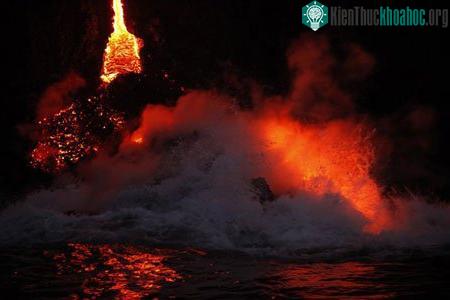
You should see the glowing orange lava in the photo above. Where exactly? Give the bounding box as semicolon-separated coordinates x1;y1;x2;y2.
124;96;391;233
256;111;390;233
30;98;125;173
132;136;144;144
101;0;143;85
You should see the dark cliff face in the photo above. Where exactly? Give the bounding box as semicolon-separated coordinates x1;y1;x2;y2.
3;0;450;201
9;1;108;88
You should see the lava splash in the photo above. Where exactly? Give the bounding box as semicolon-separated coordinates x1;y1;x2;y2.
101;0;143;85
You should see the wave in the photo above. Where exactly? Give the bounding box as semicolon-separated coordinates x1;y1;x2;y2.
1;131;449;258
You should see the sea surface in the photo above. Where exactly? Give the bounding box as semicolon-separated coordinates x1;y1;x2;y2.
1;243;449;299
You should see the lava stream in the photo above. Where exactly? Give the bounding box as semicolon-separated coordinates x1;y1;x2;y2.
101;0;143;85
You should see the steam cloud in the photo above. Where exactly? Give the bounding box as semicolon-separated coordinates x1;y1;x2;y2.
1;37;449;257
36;72;86;120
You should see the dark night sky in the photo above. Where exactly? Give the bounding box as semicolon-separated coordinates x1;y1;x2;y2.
2;0;450;201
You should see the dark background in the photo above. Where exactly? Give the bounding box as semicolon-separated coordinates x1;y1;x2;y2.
2;0;449;202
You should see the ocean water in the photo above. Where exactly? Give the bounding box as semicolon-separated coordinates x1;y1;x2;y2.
1;161;450;298
1;243;449;299
1;112;450;299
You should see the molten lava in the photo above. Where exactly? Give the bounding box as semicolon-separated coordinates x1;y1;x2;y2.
257;114;389;233
31;97;125;172
124;95;391;233
101;0;143;85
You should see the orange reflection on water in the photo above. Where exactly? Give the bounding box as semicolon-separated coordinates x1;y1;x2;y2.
275;262;393;299
52;243;181;299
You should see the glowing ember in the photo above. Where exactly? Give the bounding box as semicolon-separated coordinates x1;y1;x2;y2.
31;97;125;172
132;135;144;144
101;0;143;84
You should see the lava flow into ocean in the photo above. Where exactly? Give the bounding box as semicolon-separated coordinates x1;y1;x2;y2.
3;1;450;298
21;0;449;247
30;0;139;172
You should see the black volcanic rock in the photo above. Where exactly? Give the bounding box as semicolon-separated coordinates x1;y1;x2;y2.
251;177;275;204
